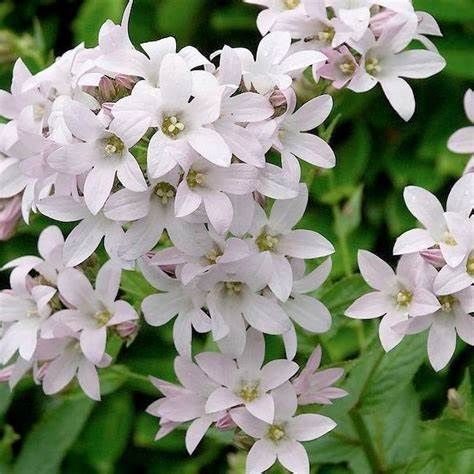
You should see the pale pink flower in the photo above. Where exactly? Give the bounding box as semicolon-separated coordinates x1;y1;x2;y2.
244;0;305;35
271;88;335;178
2;225;65;285
37;196;125;267
0;195;21;240
393;286;474;372
433;216;474;295
147;356;220;454
292;345;348;405
44;261;137;364
318;46;360;89
103;171;207;260
40;333;111;400
448;89;474;156
139;257;210;358
206;269;292;357
0;283;56;363
48;99;147;214
394;176;474;263
237;31;326;94
348;25;445;121
280;258;333;358
175;157;259;234
345;251;440;351
198;328;298;423
249;184;334;302
152;231;250;285
231;382;336;474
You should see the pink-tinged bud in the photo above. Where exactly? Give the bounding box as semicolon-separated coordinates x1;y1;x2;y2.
370;10;397;36
464;157;474;175
115;320;139;345
0;365;13;383
215;412;236;431
99;76;117;102
35;362;49;382
269;89;287;108
0;195;21;241
115;74;139;90
420;248;446;268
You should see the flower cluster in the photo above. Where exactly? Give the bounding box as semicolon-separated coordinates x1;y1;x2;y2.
0;226;138;399
346;91;474;371
0;0;450;471
245;0;446;120
147;330;345;473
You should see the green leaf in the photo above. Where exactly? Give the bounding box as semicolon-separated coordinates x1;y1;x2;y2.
319;274;369;317
78;392;134;473
121;270;156;305
360;334;427;413
413;0;474;22
73;0;126;47
422;419;474;454
14;398;94;474
156;0;205;45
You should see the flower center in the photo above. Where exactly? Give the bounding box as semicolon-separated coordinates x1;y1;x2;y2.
317;26;335;43
153;182;176;204
256;230;279;252
186;169;205;188
26;308;40;318
104;135;125;155
283;0;300;9
162;115;185;138
225;282;243;295
467;254;474;277
238;380;260;402
95;310;112;327
267;424;286;442
206;248;222;265
339;60;356;75
442;231;457;246
395;290;412;308
438;295;456;313
365;57;381;75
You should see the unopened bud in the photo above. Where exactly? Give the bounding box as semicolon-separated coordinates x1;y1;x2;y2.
269;89;288;118
447;388;464;410
0;196;21;241
420;248;446;268
99;76;117;102
0;365;13;383
233;429;255;451
114;320;139;346
216;412;236;431
115;74;139;90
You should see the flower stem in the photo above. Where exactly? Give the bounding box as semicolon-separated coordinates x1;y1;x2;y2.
349;410;385;473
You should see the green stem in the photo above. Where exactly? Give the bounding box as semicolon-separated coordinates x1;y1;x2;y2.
349;410;385;473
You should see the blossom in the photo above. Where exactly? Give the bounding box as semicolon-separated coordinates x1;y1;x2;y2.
43;261;138;364
175;156;259;234
269;88;335;179
39;333;112;401
47;98;147;214
292;345;348;405
0;195;21;240
147;356;220;454
37;196;125;267
237;31;326;94
348;25;446;121
394;176;474;263
2;225;65;285
345;250;440;351
0;280;56;363
393;286;474;371
448;89;474;156
231;382;336;474
140;257;210;358
249;184;334;301
197;328;298;423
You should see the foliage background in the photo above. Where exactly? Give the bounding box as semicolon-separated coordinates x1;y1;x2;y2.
0;0;473;472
